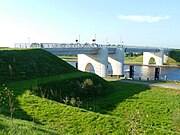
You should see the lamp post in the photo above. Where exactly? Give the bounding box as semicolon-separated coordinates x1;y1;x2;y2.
92;34;96;44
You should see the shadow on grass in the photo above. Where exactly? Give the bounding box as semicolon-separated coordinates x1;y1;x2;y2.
0;118;59;134
82;81;151;114
0;77;150;124
0;81;42;125
0;123;7;132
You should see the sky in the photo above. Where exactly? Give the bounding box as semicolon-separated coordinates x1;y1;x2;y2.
0;0;180;48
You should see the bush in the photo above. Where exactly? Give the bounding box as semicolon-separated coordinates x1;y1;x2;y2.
32;73;109;103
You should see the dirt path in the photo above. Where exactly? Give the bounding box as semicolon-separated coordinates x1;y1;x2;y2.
119;80;180;90
105;78;180;90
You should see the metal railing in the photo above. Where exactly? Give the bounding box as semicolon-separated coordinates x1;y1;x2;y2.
14;43;171;52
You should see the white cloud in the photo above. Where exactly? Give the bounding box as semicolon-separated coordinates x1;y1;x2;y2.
118;15;170;23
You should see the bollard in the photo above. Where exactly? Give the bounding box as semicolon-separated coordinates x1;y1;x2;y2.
75;62;78;69
154;67;160;80
124;75;127;79
129;66;134;79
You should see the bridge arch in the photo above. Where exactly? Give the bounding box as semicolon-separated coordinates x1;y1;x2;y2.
107;62;113;75
108;48;124;76
78;48;108;77
85;63;95;73
143;50;164;66
148;57;156;65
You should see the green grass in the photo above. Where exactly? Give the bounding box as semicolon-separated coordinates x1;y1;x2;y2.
0;49;76;83
0;114;59;135
0;48;180;134
58;55;77;59
0;78;179;134
167;49;180;65
83;82;180;134
124;55;143;64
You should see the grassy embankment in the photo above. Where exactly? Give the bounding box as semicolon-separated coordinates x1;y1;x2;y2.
167;49;180;65
0;49;179;134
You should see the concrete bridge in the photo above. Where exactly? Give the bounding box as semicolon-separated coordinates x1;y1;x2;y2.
14;43;171;77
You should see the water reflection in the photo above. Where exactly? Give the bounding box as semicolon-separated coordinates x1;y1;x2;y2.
140;66;155;80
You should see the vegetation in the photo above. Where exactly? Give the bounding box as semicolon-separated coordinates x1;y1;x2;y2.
124;55;143;64
0;49;75;83
167;49;180;65
58;55;77;59
0;79;179;134
0;114;59;135
0;48;179;134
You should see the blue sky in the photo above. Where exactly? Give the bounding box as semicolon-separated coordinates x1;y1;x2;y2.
0;0;180;48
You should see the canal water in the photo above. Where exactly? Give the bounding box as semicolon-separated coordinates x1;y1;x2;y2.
68;62;180;81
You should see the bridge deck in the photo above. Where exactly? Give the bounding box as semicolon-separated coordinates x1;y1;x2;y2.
14;43;171;55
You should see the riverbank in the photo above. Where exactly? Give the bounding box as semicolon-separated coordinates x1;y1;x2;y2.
125;62;180;68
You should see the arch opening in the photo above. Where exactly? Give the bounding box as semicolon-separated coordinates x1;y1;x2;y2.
107;62;113;75
85;63;95;73
149;57;156;65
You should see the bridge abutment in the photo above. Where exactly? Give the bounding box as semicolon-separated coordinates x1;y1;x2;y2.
108;48;124;76
78;48;108;77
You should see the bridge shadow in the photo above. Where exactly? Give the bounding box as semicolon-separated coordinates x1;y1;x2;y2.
82;81;151;114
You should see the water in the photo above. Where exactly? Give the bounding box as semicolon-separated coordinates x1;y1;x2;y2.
68;62;180;81
123;65;180;81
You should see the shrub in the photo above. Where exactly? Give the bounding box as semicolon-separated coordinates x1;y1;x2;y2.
32;74;109;103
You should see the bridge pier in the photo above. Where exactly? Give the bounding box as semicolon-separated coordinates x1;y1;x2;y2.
143;49;164;66
78;48;108;77
108;48;124;76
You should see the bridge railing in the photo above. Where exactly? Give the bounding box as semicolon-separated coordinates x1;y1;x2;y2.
14;43;139;49
14;43;171;52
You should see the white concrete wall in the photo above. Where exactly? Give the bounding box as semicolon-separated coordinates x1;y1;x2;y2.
78;48;108;77
143;49;164;66
108;48;124;76
164;53;169;63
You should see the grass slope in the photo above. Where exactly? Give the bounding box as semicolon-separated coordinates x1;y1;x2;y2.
1;78;179;134
167;49;180;65
0;48;179;134
85;82;180;134
0;114;59;135
0;49;76;83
